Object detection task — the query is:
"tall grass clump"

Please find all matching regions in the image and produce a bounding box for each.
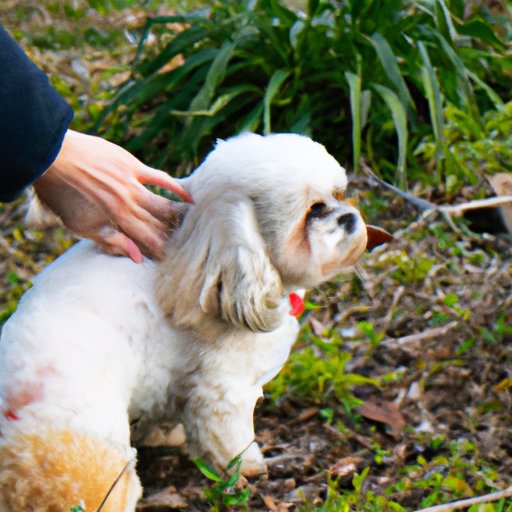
[97,0,511,187]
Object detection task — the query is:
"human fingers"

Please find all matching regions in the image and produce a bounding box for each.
[138,165,193,204]
[136,188,175,223]
[108,203,168,261]
[92,229,144,263]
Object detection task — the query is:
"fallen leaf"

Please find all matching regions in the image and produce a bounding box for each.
[356,398,406,436]
[262,494,278,511]
[488,173,512,234]
[295,407,320,423]
[327,456,362,477]
[139,486,188,509]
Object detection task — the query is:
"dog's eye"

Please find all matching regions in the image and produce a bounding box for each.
[333,190,345,201]
[307,202,328,220]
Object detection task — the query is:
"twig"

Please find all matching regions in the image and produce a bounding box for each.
[380,321,459,350]
[96,459,133,512]
[381,285,404,333]
[413,485,512,512]
[361,160,434,211]
[361,159,512,216]
[440,195,512,214]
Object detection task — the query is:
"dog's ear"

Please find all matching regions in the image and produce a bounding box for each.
[366,225,393,250]
[157,193,283,335]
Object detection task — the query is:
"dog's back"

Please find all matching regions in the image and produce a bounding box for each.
[0,240,174,511]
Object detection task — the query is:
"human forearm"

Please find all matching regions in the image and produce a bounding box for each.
[0,25,73,202]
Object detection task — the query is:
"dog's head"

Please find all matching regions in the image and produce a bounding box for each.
[157,133,390,337]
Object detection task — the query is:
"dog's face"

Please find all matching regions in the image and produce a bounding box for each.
[185,133,368,288]
[159,133,389,335]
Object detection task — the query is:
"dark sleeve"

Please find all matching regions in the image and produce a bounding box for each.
[0,25,74,202]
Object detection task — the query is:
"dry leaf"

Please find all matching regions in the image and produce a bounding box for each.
[327,456,362,477]
[296,407,320,423]
[139,486,188,509]
[357,398,406,436]
[488,173,512,234]
[261,495,293,511]
[262,494,279,511]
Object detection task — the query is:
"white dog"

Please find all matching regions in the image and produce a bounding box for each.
[0,133,390,511]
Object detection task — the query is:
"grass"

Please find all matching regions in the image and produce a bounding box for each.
[94,0,511,190]
[1,2,512,511]
[195,455,250,511]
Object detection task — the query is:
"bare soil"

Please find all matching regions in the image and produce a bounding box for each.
[1,183,510,511]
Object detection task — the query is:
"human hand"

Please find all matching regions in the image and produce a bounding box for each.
[34,129,192,262]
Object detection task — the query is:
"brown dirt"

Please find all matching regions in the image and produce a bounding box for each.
[1,184,510,511]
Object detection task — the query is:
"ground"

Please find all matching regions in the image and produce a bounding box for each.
[1,184,511,511]
[1,2,511,511]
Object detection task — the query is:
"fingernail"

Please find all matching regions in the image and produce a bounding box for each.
[125,238,144,264]
[182,190,194,204]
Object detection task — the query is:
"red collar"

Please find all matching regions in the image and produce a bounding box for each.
[288,293,305,317]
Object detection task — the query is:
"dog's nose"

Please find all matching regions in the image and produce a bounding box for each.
[337,212,357,234]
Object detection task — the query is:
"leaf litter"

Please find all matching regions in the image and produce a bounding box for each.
[1,3,511,510]
[1,179,510,511]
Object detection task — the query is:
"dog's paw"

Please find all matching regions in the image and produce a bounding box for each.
[240,442,267,477]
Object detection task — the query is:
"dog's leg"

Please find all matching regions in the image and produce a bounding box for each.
[0,427,141,512]
[179,321,299,477]
[181,381,267,477]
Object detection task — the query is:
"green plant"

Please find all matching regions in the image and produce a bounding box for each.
[195,455,250,511]
[417,101,512,194]
[266,325,379,417]
[98,0,510,186]
[0,272,32,324]
[357,320,385,346]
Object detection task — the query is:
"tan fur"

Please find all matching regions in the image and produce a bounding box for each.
[286,216,311,256]
[0,429,140,512]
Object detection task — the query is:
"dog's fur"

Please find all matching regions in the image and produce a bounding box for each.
[0,133,388,511]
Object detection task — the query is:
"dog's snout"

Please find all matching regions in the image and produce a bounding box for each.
[337,212,357,234]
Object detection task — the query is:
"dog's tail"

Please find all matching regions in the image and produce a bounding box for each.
[0,428,141,512]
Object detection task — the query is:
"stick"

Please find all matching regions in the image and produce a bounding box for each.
[361,161,434,211]
[413,485,512,512]
[96,460,133,512]
[361,159,512,216]
[380,321,459,349]
[440,195,512,214]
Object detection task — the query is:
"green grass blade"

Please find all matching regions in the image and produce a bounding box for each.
[360,90,372,131]
[137,25,210,77]
[418,41,444,182]
[345,71,362,174]
[263,69,291,134]
[421,26,479,121]
[194,459,223,483]
[307,0,320,16]
[237,103,263,133]
[369,32,415,118]
[373,84,408,189]
[189,41,237,112]
[434,0,457,42]
[457,18,507,51]
[268,0,297,25]
[466,70,505,111]
[171,85,260,117]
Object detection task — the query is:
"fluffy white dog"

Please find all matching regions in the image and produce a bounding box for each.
[0,133,390,511]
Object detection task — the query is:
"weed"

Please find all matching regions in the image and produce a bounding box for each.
[98,0,510,186]
[0,273,32,324]
[418,101,512,194]
[266,325,379,419]
[195,455,250,511]
[357,321,385,346]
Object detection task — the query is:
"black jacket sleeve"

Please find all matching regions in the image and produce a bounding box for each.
[0,25,73,202]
